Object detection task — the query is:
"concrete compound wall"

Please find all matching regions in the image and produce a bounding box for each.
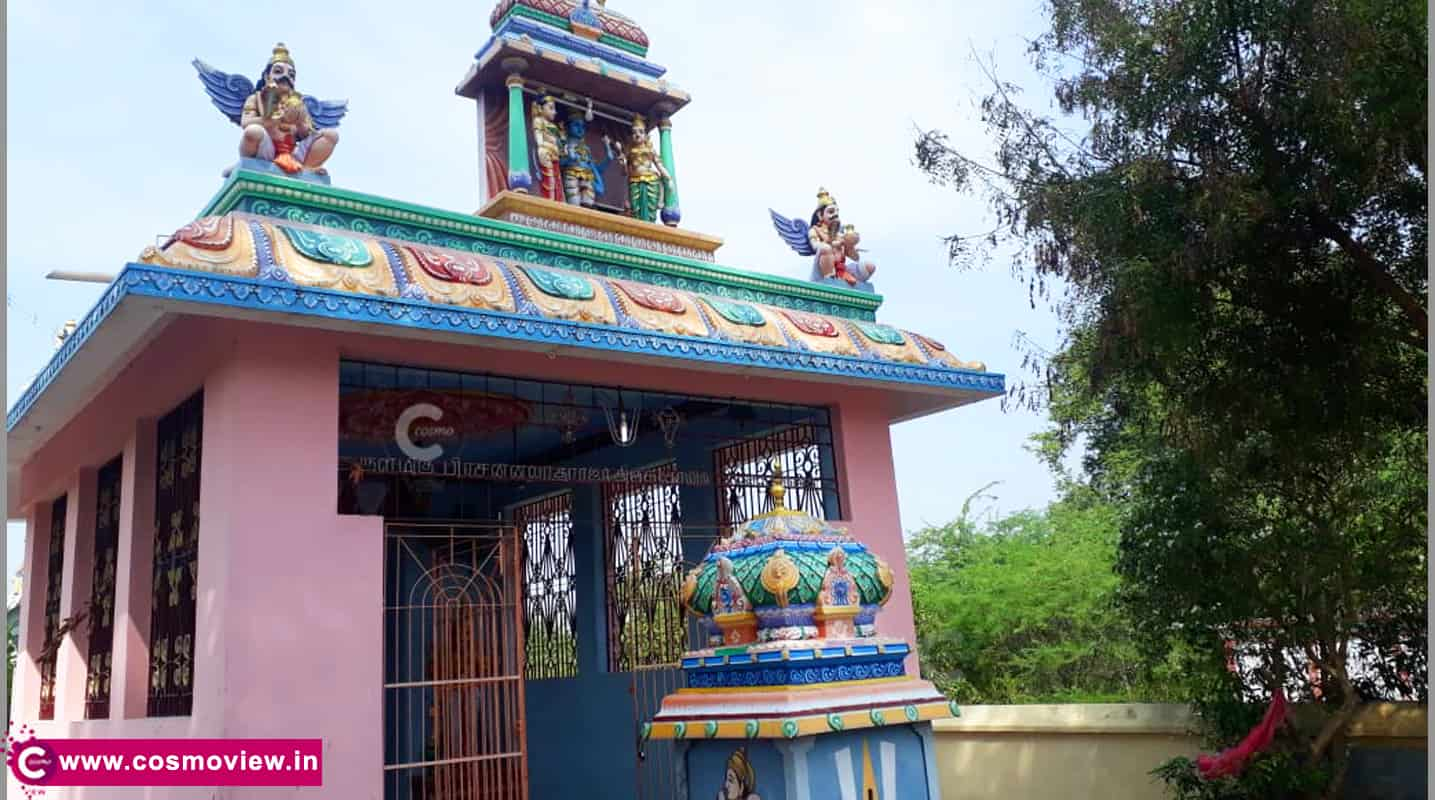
[932,703,1427,800]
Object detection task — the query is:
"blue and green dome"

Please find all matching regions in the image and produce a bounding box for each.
[680,471,894,643]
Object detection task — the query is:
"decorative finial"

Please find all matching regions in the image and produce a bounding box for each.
[271,42,294,66]
[768,459,786,511]
[816,187,835,208]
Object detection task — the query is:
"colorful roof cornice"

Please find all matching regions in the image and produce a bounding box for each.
[133,213,994,380]
[201,170,881,322]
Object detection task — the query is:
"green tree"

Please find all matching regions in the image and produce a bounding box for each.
[909,485,1186,704]
[914,0,1426,793]
[6,612,15,713]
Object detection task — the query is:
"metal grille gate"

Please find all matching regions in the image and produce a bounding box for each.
[602,472,720,799]
[623,531,716,800]
[384,522,528,800]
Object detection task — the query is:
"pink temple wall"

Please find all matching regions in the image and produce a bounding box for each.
[10,315,927,797]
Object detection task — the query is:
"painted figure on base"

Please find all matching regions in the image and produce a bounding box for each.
[560,99,614,208]
[718,748,761,800]
[769,188,878,291]
[819,547,858,607]
[615,114,671,223]
[193,43,347,180]
[532,94,566,202]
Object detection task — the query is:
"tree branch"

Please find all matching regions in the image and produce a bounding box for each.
[1310,211,1429,349]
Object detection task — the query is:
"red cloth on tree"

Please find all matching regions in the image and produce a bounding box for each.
[1197,691,1288,780]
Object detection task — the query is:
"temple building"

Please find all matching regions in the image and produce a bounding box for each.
[6,2,1001,798]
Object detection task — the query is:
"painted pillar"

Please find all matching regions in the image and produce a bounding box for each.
[111,418,157,719]
[12,501,54,721]
[572,486,607,674]
[54,467,97,721]
[504,59,533,193]
[831,396,919,674]
[657,112,681,227]
[201,330,383,798]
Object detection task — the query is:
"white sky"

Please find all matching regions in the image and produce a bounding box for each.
[5,0,1070,577]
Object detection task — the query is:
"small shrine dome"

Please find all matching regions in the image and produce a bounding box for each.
[488,0,651,56]
[680,465,895,647]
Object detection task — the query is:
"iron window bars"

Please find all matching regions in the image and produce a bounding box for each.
[147,390,203,717]
[37,494,67,720]
[85,455,123,719]
[511,492,578,680]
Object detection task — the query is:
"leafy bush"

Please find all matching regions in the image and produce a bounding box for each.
[908,486,1184,704]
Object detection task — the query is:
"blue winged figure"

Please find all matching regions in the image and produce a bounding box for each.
[193,42,346,181]
[769,209,815,257]
[770,187,878,291]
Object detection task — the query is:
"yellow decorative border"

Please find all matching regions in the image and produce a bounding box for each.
[770,308,862,357]
[646,700,956,740]
[509,264,617,325]
[477,191,722,253]
[138,218,258,278]
[269,227,397,297]
[394,247,516,312]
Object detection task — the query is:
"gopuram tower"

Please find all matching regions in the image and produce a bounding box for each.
[457,0,723,261]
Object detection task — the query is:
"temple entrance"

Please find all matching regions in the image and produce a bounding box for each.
[383,522,528,800]
[344,359,843,800]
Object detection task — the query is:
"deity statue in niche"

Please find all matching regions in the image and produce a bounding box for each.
[819,546,859,607]
[560,99,615,208]
[769,188,879,289]
[614,114,671,222]
[193,43,347,177]
[531,94,566,202]
[718,747,762,800]
[711,557,750,614]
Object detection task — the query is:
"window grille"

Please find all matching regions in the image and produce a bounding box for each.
[147,390,203,717]
[512,492,577,680]
[337,360,842,525]
[38,494,67,720]
[603,467,685,672]
[85,456,123,719]
[714,423,838,531]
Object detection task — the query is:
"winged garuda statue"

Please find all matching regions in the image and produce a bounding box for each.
[193,42,347,179]
[769,187,877,290]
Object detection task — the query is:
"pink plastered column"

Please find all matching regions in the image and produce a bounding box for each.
[200,331,383,798]
[111,419,157,719]
[833,395,921,674]
[12,500,54,722]
[54,468,98,721]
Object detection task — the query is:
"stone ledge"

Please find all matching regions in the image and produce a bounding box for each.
[476,190,722,257]
[933,702,1428,740]
[934,704,1194,736]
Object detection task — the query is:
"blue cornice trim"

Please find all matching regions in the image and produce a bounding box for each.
[490,17,667,78]
[7,275,129,433]
[6,265,1004,433]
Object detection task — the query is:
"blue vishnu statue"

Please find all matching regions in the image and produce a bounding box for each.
[559,101,615,208]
